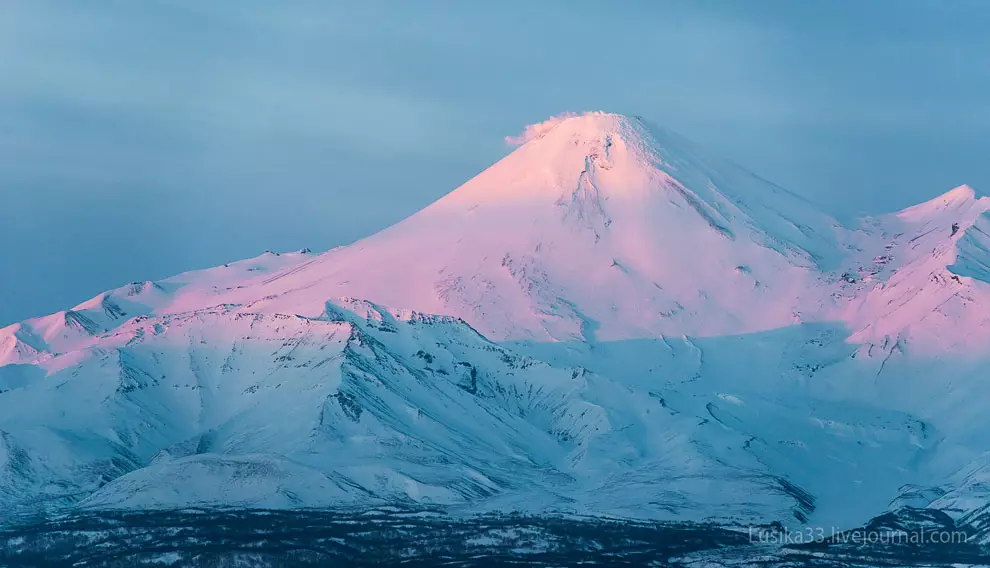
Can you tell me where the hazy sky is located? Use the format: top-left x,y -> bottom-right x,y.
2,0 -> 989,326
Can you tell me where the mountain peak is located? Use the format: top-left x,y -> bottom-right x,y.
945,183 -> 977,200
897,184 -> 986,224
505,111 -> 645,147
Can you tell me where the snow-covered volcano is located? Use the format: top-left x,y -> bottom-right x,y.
220,112 -> 844,341
3,112 -> 990,533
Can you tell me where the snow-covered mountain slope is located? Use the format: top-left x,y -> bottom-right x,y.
0,299 -> 933,529
834,184 -> 990,354
0,251 -> 311,366
3,112 -> 990,534
0,299 -> 812,523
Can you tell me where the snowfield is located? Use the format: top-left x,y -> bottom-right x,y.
3,112 -> 990,538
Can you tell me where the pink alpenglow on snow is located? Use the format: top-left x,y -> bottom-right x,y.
200,112 -> 848,342
3,112 -> 987,356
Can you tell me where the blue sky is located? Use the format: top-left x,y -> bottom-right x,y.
2,0 -> 989,325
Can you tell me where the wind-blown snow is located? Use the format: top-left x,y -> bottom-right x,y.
505,112 -> 581,146
2,112 -> 990,534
